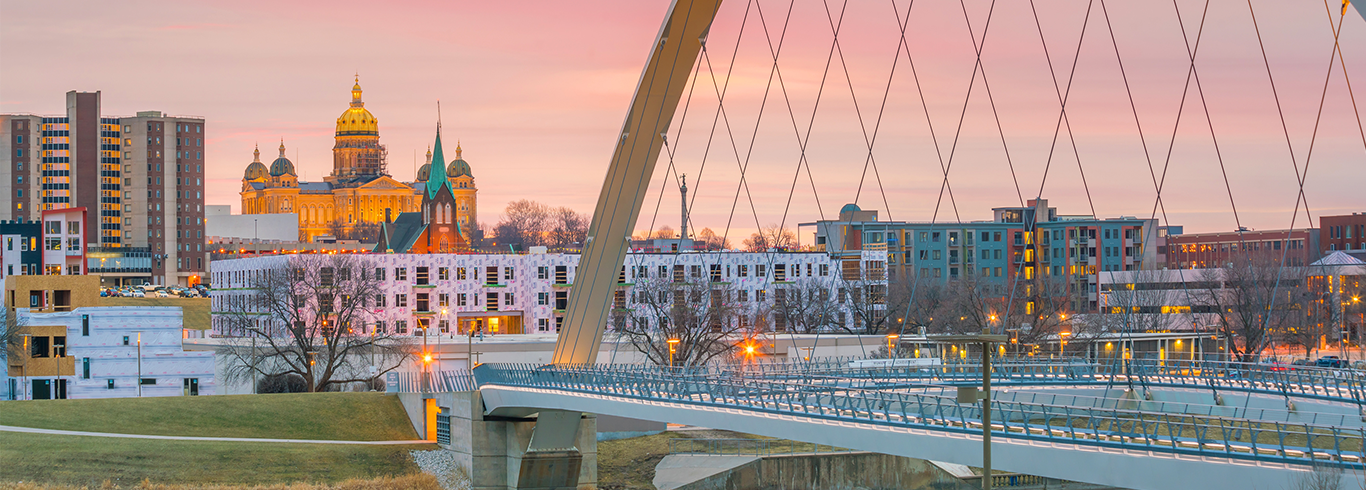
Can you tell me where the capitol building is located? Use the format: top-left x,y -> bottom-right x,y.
240,78 -> 477,243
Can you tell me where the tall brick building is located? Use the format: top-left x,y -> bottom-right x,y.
1,91 -> 207,286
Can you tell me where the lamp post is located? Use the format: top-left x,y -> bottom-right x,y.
19,334 -> 31,401
885,333 -> 899,358
667,337 -> 680,368
930,332 -> 1008,490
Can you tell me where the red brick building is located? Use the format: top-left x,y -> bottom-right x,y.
1167,228 -> 1320,269
1321,213 -> 1366,255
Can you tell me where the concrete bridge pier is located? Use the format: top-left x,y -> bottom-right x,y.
403,391 -> 598,490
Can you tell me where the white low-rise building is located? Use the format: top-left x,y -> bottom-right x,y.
210,251 -> 888,337
6,306 -> 215,400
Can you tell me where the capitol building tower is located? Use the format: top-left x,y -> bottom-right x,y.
241,77 -> 479,244
329,77 -> 386,183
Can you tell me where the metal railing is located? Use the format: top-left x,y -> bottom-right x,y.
722,358 -> 1366,405
386,369 -> 476,393
473,363 -> 1366,471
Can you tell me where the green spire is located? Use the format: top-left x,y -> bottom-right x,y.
426,126 -> 448,199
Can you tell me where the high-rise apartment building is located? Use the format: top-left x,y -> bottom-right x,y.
806,198 -> 1171,313
1,91 -> 206,286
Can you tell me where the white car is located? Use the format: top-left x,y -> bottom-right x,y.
155,290 -> 169,298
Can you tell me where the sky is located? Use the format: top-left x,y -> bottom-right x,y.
2,0 -> 1363,245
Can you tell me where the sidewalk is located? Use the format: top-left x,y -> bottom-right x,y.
0,424 -> 431,445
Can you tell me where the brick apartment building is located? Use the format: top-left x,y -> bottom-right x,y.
1321,212 -> 1366,257
1166,228 -> 1320,269
1,91 -> 207,286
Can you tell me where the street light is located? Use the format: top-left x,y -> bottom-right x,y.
930,332 -> 1008,490
667,338 -> 680,368
885,333 -> 899,358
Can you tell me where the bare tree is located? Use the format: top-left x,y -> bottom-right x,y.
743,224 -> 796,252
695,228 -> 731,251
773,278 -> 841,333
619,275 -> 745,367
650,225 -> 676,240
217,254 -> 416,392
548,207 -> 590,251
494,199 -> 551,249
1194,257 -> 1302,361
1096,269 -> 1190,335
1280,276 -> 1328,359
2,308 -> 27,389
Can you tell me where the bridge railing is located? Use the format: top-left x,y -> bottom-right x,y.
727,358 -> 1366,404
473,363 -> 1366,470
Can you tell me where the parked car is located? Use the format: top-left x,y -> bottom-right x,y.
155,290 -> 169,298
1316,356 -> 1349,369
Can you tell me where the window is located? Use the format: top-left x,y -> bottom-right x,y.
738,290 -> 749,302
416,293 -> 429,312
457,293 -> 468,307
439,293 -> 450,308
416,267 -> 429,285
456,267 -> 467,280
375,294 -> 387,307
486,292 -> 499,311
82,314 -> 90,336
140,378 -> 156,386
819,264 -> 829,276
82,358 -> 90,379
504,267 -> 515,281
439,267 -> 449,280
396,320 -> 408,334
107,379 -> 115,389
738,265 -> 749,277
757,264 -> 767,277
504,292 -> 515,306
395,294 -> 408,308
486,266 -> 498,286
395,268 -> 407,281
375,268 -> 386,281
538,292 -> 549,305
538,266 -> 549,280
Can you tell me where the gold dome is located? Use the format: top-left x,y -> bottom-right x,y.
336,76 -> 379,137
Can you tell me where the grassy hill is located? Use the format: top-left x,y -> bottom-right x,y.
0,392 -> 416,441
0,393 -> 429,485
100,297 -> 211,331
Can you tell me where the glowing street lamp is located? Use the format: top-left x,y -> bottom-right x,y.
667,338 -> 681,368
885,333 -> 900,357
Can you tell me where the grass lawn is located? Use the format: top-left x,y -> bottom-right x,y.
0,432 -> 435,486
0,392 -> 417,441
100,297 -> 210,331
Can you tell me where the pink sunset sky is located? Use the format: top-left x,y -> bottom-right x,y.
2,0 -> 1363,243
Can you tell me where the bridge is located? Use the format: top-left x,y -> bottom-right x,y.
399,0 -> 1365,488
445,359 -> 1366,489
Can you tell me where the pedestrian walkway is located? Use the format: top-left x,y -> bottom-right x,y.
0,424 -> 431,445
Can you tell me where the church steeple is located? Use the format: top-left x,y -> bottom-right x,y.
426,125 -> 449,199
